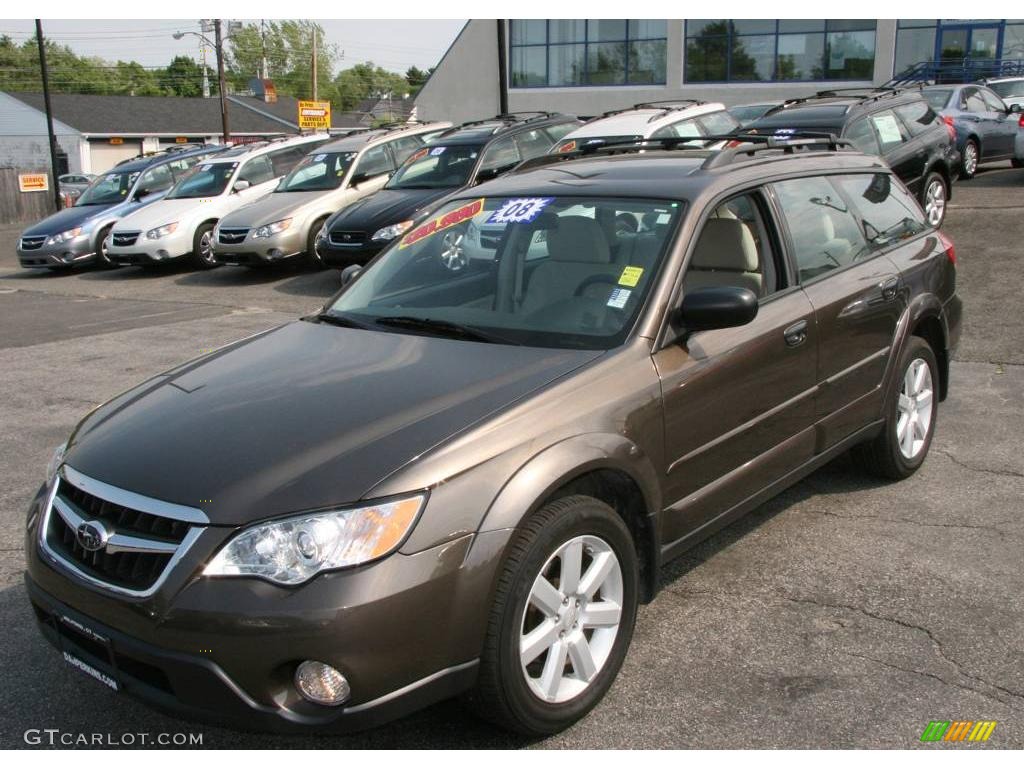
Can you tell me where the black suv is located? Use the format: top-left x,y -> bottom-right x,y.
746,87 -> 959,227
318,112 -> 580,267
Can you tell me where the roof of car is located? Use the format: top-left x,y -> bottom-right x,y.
565,102 -> 727,139
317,122 -> 451,153
753,88 -> 929,128
430,113 -> 577,145
982,76 -> 1024,83
205,134 -> 329,163
111,144 -> 225,173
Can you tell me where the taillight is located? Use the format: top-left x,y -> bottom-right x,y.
939,231 -> 956,266
725,139 -> 743,148
941,114 -> 956,142
1019,113 -> 1024,129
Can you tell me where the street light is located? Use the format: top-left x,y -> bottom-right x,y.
173,21 -> 237,143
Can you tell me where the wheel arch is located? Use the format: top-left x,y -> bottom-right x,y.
884,296 -> 949,411
476,433 -> 663,602
926,161 -> 953,201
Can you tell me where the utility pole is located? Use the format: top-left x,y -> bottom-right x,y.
35,19 -> 61,212
311,26 -> 318,101
496,19 -> 509,116
200,19 -> 212,98
260,19 -> 267,80
214,19 -> 230,142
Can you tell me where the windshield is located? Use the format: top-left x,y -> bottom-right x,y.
166,162 -> 237,199
277,151 -> 357,192
327,195 -> 682,349
923,89 -> 952,109
76,170 -> 139,205
989,80 -> 1024,98
386,145 -> 479,190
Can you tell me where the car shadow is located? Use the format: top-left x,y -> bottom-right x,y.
271,270 -> 341,299
961,165 -> 1024,189
173,264 -> 299,288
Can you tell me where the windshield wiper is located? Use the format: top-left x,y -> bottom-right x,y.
307,310 -> 373,330
373,315 -> 519,345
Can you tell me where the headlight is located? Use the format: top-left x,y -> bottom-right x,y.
203,494 -> 426,585
145,222 -> 178,240
46,227 -> 82,245
46,442 -> 66,489
253,218 -> 293,239
371,220 -> 414,241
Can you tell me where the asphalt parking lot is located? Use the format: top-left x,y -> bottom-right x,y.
1,167 -> 1022,749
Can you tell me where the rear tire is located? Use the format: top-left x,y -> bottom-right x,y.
190,223 -> 218,269
960,139 -> 979,179
469,495 -> 639,735
852,336 -> 938,480
920,172 -> 948,228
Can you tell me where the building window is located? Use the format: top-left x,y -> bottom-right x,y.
684,20 -> 876,82
509,19 -> 667,87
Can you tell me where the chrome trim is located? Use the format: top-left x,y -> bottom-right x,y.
38,465 -> 208,598
52,496 -> 179,555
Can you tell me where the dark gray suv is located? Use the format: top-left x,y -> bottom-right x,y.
25,135 -> 961,736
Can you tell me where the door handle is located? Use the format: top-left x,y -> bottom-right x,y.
881,277 -> 900,301
783,320 -> 808,347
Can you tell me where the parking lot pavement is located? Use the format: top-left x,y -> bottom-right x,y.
1,166 -> 1022,749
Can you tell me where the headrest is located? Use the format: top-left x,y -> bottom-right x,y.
546,216 -> 612,264
692,218 -> 759,272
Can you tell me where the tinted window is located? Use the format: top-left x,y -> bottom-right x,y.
699,110 -> 741,136
773,176 -> 870,283
238,155 -> 275,185
136,164 -> 173,194
515,128 -> 556,159
835,173 -> 929,247
278,152 -> 357,192
651,119 -> 704,142
923,89 -> 952,110
268,147 -> 305,177
980,88 -> 1006,112
387,145 -> 479,189
167,162 -> 238,198
894,101 -> 936,136
868,110 -> 908,153
544,122 -> 577,143
479,136 -> 522,174
845,117 -> 881,155
988,79 -> 1024,99
76,170 -> 139,205
388,136 -> 425,165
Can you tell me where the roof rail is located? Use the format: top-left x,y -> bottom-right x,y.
768,84 -> 926,116
592,100 -> 706,122
513,132 -> 854,173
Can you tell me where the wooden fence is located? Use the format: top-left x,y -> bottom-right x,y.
0,168 -> 59,227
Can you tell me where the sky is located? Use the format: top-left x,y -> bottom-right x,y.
0,19 -> 466,73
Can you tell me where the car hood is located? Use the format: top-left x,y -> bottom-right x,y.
327,187 -> 454,232
21,204 -> 112,237
114,197 -> 213,232
219,190 -> 323,229
64,321 -> 601,525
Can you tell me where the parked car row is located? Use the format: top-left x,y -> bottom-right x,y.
24,82 -> 1020,277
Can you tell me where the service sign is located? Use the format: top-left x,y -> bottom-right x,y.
298,100 -> 332,130
18,173 -> 48,192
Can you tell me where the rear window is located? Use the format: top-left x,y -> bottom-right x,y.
699,110 -> 741,136
923,89 -> 952,110
834,174 -> 929,248
989,79 -> 1024,99
894,101 -> 937,136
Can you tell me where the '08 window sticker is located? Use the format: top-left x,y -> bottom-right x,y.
486,197 -> 554,225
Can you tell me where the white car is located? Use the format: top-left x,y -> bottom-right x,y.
550,100 -> 741,154
106,134 -> 329,269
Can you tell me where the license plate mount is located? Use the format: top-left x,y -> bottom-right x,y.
56,615 -> 120,692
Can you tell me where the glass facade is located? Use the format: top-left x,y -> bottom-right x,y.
685,20 -> 876,82
894,20 -> 1024,76
510,20 -> 667,87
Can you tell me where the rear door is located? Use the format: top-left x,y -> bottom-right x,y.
772,174 -> 904,449
868,108 -> 923,192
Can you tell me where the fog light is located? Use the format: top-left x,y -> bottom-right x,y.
268,248 -> 283,258
157,250 -> 170,259
295,660 -> 350,706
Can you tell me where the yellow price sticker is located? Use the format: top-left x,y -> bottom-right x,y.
618,266 -> 644,287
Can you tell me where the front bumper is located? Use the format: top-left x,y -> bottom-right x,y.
213,227 -> 306,266
17,235 -> 97,269
319,237 -> 386,267
107,230 -> 192,266
23,482 -> 506,733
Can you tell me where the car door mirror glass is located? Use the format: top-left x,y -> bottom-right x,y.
677,286 -> 758,333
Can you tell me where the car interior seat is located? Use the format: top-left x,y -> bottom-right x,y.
684,218 -> 763,296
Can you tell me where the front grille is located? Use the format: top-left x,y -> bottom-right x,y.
42,469 -> 205,594
109,254 -> 150,265
329,230 -> 366,246
214,252 -> 260,265
112,231 -> 140,247
20,235 -> 46,250
218,227 -> 249,244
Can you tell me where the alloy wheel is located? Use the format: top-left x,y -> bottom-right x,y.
963,143 -> 978,176
924,179 -> 946,227
313,225 -> 327,264
439,230 -> 467,271
199,231 -> 215,264
519,534 -> 623,704
896,357 -> 934,459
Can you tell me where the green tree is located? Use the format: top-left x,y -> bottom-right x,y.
160,55 -> 205,97
226,20 -> 335,100
332,61 -> 409,111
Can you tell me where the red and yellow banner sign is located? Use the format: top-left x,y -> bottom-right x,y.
18,173 -> 48,192
298,100 -> 331,130
400,198 -> 484,249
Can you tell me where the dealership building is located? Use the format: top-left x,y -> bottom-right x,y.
415,19 -> 1024,122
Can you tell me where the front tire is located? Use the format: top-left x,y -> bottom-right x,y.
921,172 -> 948,228
852,336 -> 938,480
960,139 -> 979,179
304,218 -> 328,269
190,223 -> 218,269
470,495 -> 639,735
95,225 -> 117,268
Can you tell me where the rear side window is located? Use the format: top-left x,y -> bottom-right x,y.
515,128 -> 556,159
834,174 -> 929,247
354,145 -> 394,177
479,136 -> 522,173
980,88 -> 1006,112
868,110 -> 908,153
894,102 -> 937,136
137,164 -> 173,193
845,117 -> 881,155
699,110 -> 741,136
268,147 -> 306,177
773,176 -> 871,284
388,136 -> 424,165
651,118 -> 703,141
963,89 -> 988,113
238,155 -> 275,185
544,122 -> 577,143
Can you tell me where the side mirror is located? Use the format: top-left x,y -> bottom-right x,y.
339,264 -> 363,287
676,286 -> 758,333
232,180 -> 251,193
134,188 -> 150,200
348,172 -> 373,187
474,166 -> 504,183
1009,103 -> 1022,114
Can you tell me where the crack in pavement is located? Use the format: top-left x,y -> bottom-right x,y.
933,448 -> 1024,480
795,506 -> 1020,533
664,587 -> 1024,708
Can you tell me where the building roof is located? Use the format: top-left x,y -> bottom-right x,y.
6,92 -> 299,136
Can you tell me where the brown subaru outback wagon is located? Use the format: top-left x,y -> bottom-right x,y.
25,135 -> 961,736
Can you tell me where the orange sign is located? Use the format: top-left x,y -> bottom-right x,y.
110,137 -> 124,145
175,137 -> 188,143
400,198 -> 484,249
298,100 -> 331,130
18,173 -> 49,192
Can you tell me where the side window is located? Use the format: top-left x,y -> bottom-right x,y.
773,176 -> 871,284
652,118 -> 704,143
964,89 -> 988,114
844,117 -> 881,155
868,110 -> 908,153
388,136 -> 424,165
684,192 -> 781,299
894,102 -> 937,136
479,136 -> 521,174
238,155 -> 275,185
698,110 -> 741,136
980,88 -> 1006,112
268,147 -> 305,177
515,128 -> 555,160
834,173 -> 929,246
137,164 -> 173,193
354,145 -> 394,178
543,122 -> 577,143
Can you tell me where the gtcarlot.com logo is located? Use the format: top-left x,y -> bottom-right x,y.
920,720 -> 997,743
24,729 -> 203,747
